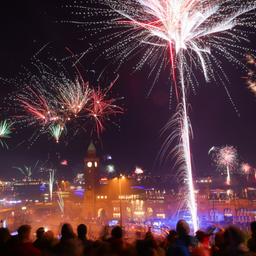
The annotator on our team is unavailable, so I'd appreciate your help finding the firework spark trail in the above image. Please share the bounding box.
[16,86,58,125]
[49,169,55,201]
[57,190,65,214]
[179,62,198,231]
[88,86,124,136]
[67,0,256,231]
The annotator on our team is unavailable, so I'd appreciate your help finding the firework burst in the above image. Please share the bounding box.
[57,79,91,117]
[88,84,124,136]
[215,146,238,185]
[16,86,59,126]
[7,59,123,144]
[67,0,256,90]
[67,0,256,231]
[241,162,252,181]
[241,162,251,174]
[0,120,12,138]
[0,120,13,148]
[49,124,65,144]
[245,54,256,95]
[13,161,39,181]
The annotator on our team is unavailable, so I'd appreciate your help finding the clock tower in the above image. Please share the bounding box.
[84,142,99,219]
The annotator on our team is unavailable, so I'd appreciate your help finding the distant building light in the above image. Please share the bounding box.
[97,195,107,199]
[156,213,166,219]
[135,167,144,175]
[106,155,112,160]
[134,211,145,216]
[87,162,93,168]
[60,160,68,166]
[8,200,22,204]
[100,178,108,185]
[106,165,115,173]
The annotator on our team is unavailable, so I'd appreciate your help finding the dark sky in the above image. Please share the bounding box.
[0,1,256,179]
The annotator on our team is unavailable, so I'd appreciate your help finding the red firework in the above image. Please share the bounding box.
[88,86,124,136]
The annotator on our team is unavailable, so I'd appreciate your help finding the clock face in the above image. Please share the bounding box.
[87,161,93,168]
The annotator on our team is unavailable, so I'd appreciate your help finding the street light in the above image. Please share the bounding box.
[117,175,126,227]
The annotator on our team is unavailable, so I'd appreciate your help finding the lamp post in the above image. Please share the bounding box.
[117,175,125,227]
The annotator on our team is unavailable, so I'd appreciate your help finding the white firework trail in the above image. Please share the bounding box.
[49,169,55,202]
[57,191,65,214]
[66,0,256,231]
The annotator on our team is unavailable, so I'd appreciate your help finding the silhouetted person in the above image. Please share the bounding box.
[167,230,177,246]
[77,224,88,241]
[77,224,93,255]
[167,219,194,256]
[40,230,58,256]
[0,227,10,255]
[248,221,256,253]
[54,223,78,256]
[107,226,132,256]
[221,226,249,256]
[143,229,164,256]
[10,225,41,256]
[33,227,45,250]
[212,230,225,256]
[165,230,178,254]
[60,223,76,242]
[192,230,211,256]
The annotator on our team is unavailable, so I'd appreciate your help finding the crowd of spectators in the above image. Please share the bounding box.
[1,219,256,256]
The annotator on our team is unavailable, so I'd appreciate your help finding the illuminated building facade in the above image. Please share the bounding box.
[83,144,168,222]
[81,145,256,226]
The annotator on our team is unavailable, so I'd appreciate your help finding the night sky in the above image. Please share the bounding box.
[0,1,256,179]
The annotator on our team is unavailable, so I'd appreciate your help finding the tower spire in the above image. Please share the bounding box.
[87,141,96,157]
